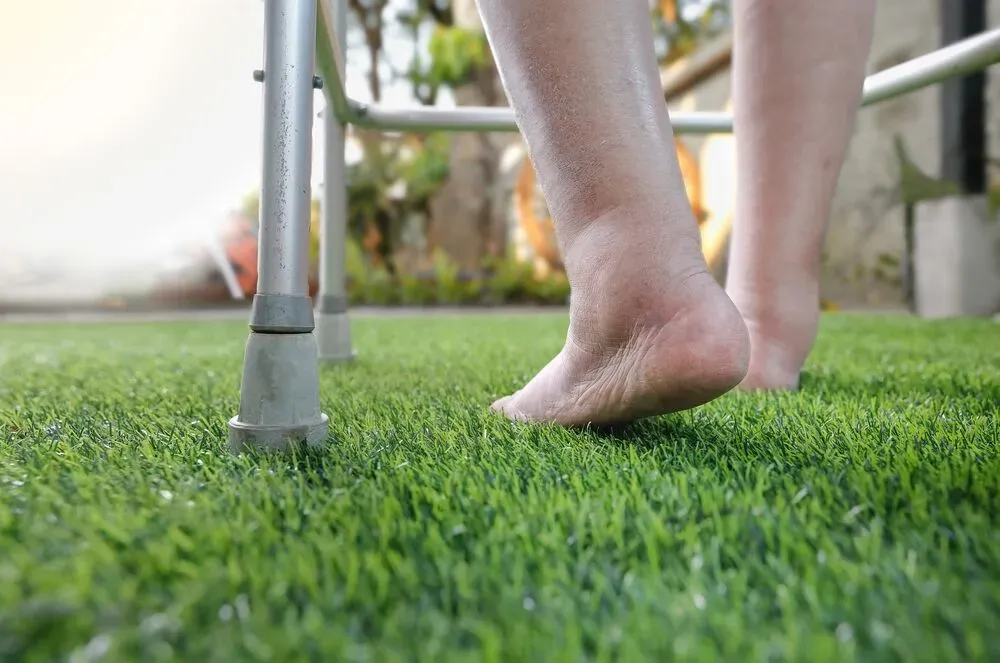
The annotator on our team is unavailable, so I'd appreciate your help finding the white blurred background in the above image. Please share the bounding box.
[0,0,367,303]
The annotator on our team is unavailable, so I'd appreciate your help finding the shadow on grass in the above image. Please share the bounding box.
[587,416,733,455]
[580,389,858,474]
[587,415,848,478]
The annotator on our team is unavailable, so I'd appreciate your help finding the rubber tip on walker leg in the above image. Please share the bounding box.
[228,414,329,454]
[228,331,330,454]
[315,310,356,363]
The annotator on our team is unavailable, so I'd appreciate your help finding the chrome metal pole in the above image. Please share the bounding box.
[318,27,1000,134]
[257,0,317,296]
[860,26,1000,106]
[316,0,351,122]
[315,0,355,362]
[229,0,329,454]
[343,104,733,135]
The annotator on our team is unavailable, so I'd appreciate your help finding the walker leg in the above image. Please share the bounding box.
[315,0,355,362]
[229,0,328,453]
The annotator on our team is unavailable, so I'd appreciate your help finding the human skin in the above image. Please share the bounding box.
[476,0,875,424]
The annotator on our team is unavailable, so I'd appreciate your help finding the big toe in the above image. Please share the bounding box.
[490,394,522,420]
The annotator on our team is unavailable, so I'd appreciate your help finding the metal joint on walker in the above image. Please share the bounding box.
[249,294,316,333]
[253,69,323,90]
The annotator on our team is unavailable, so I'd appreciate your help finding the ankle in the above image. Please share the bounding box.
[564,212,704,285]
[562,199,702,260]
[727,274,820,324]
[726,281,819,390]
[566,232,708,333]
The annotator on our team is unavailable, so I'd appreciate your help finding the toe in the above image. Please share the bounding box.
[490,394,528,421]
[490,394,514,415]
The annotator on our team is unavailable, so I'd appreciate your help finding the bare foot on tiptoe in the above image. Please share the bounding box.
[738,325,810,391]
[727,283,822,391]
[492,227,750,427]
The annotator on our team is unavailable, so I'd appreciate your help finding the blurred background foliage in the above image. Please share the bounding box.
[239,0,730,306]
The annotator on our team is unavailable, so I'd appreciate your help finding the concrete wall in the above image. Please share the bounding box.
[672,0,1000,308]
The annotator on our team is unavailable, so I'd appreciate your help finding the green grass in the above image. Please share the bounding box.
[0,312,998,662]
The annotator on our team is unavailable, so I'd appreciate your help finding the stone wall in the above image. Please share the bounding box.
[426,0,520,271]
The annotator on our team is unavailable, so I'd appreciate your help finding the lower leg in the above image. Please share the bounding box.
[476,0,749,426]
[727,0,876,389]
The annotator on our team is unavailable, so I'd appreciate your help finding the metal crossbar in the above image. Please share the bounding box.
[227,0,1000,453]
[317,13,1000,134]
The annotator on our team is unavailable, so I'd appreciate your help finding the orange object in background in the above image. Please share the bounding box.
[217,215,319,298]
[514,137,704,278]
[221,216,260,296]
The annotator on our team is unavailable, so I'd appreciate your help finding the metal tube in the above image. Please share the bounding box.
[319,0,348,311]
[860,25,1000,107]
[315,0,351,121]
[314,0,356,362]
[319,27,1000,135]
[346,104,733,135]
[257,0,317,296]
[229,0,329,455]
[205,237,245,301]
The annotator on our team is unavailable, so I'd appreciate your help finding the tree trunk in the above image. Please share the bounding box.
[427,0,512,272]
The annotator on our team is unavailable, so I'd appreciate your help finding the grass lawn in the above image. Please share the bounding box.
[0,312,998,662]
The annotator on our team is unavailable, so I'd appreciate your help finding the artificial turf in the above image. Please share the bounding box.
[0,312,997,662]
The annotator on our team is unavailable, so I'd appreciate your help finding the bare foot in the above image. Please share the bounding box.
[492,231,750,427]
[739,324,810,391]
[728,282,821,391]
